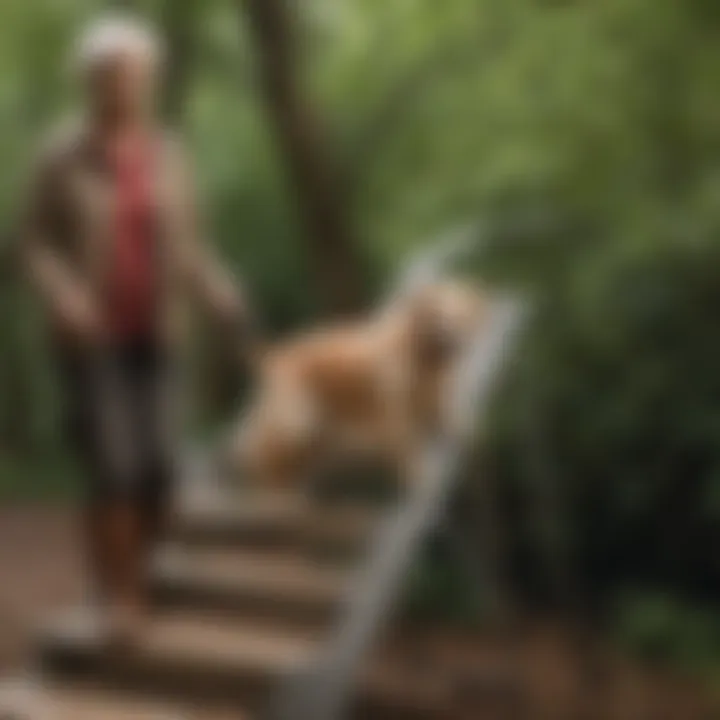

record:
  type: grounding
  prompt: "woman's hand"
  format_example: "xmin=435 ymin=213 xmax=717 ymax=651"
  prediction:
xmin=57 ymin=287 xmax=104 ymax=345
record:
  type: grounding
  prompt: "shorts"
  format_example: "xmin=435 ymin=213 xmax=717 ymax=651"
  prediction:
xmin=59 ymin=340 xmax=180 ymax=505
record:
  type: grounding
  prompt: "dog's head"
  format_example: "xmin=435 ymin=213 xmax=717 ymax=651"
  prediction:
xmin=401 ymin=280 xmax=488 ymax=367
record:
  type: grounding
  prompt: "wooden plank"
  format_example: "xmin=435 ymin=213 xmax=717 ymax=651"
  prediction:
xmin=152 ymin=547 xmax=352 ymax=626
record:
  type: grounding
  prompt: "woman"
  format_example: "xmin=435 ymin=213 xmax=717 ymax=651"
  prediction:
xmin=21 ymin=15 xmax=244 ymax=642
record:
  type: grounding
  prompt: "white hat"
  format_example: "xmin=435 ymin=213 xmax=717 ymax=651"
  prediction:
xmin=74 ymin=13 xmax=164 ymax=76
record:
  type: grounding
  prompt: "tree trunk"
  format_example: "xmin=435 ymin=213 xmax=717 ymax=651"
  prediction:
xmin=240 ymin=0 xmax=366 ymax=316
xmin=161 ymin=0 xmax=198 ymax=123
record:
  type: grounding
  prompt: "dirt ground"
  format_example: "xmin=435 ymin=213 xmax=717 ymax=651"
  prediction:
xmin=379 ymin=622 xmax=720 ymax=719
xmin=0 ymin=507 xmax=85 ymax=674
xmin=0 ymin=507 xmax=717 ymax=719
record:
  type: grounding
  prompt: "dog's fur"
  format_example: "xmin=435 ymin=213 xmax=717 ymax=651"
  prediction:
xmin=222 ymin=280 xmax=489 ymax=491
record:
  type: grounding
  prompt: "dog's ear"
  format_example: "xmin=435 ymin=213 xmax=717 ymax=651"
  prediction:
xmin=407 ymin=293 xmax=458 ymax=365
xmin=406 ymin=282 xmax=487 ymax=365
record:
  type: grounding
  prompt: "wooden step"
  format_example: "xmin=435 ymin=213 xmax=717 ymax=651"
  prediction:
xmin=177 ymin=488 xmax=307 ymax=522
xmin=33 ymin=615 xmax=469 ymax=720
xmin=152 ymin=547 xmax=353 ymax=626
xmin=171 ymin=495 xmax=377 ymax=557
xmin=0 ymin=680 xmax=254 ymax=720
xmin=39 ymin=610 xmax=318 ymax=707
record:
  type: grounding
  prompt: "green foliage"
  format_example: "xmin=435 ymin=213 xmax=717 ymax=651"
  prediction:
xmin=491 ymin=239 xmax=720 ymax=602
xmin=614 ymin=590 xmax=720 ymax=674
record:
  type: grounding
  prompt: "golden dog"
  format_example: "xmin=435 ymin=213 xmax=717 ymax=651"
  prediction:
xmin=221 ymin=280 xmax=488 ymax=492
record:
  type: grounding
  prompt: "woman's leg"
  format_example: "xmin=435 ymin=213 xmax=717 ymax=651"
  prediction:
xmin=96 ymin=496 xmax=147 ymax=636
xmin=141 ymin=462 xmax=172 ymax=567
xmin=83 ymin=497 xmax=111 ymax=603
xmin=71 ymin=342 xmax=178 ymax=641
xmin=130 ymin=342 xmax=179 ymax=616
xmin=87 ymin=348 xmax=152 ymax=642
xmin=59 ymin=353 xmax=112 ymax=608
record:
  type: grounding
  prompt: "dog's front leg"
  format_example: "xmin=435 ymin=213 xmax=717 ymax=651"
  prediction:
xmin=382 ymin=381 xmax=423 ymax=493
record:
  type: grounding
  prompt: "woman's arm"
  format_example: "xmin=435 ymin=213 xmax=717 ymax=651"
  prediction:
xmin=172 ymin=137 xmax=246 ymax=326
xmin=20 ymin=140 xmax=100 ymax=341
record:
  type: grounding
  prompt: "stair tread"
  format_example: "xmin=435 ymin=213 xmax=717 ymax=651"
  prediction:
xmin=43 ymin=609 xmax=318 ymax=675
xmin=179 ymin=490 xmax=307 ymax=521
xmin=0 ymin=681 xmax=253 ymax=720
xmin=175 ymin=495 xmax=378 ymax=541
xmin=155 ymin=547 xmax=353 ymax=600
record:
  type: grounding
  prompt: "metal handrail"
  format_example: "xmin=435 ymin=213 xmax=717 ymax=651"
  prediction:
xmin=266 ymin=295 xmax=527 ymax=720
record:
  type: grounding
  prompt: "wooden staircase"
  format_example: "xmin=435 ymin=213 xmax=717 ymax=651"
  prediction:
xmin=35 ymin=489 xmax=403 ymax=719
xmin=10 ymin=295 xmax=525 ymax=720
